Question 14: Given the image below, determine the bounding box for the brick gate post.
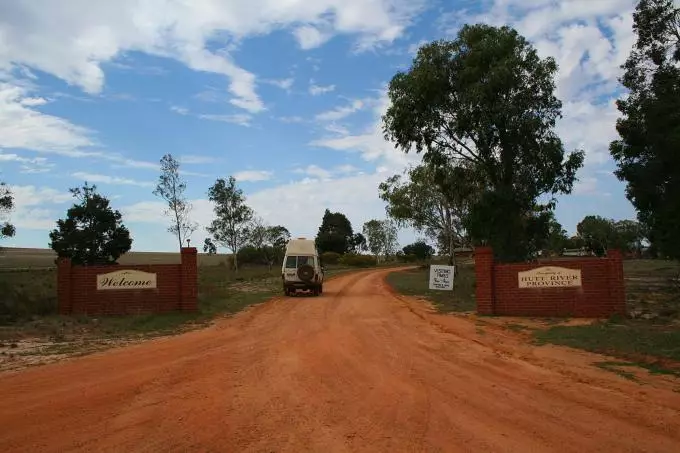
[57,257,72,315]
[180,247,198,311]
[474,247,495,315]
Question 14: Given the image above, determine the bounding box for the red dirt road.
[1,269,680,452]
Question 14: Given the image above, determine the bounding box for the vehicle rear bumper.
[284,281,321,291]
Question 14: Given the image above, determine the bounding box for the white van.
[281,238,324,296]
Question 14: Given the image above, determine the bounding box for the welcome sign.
[96,270,157,290]
[518,266,582,289]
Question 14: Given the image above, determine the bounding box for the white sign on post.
[428,265,455,291]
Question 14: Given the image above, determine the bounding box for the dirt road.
[1,269,679,452]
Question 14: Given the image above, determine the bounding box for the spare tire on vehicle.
[297,264,315,282]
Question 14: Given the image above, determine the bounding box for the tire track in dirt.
[1,268,679,452]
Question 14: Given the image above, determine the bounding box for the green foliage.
[544,214,569,255]
[207,176,254,272]
[0,182,16,241]
[203,237,217,254]
[338,253,377,267]
[153,153,198,249]
[0,270,57,323]
[576,215,647,256]
[315,209,355,254]
[610,0,680,261]
[351,233,368,253]
[49,183,133,265]
[320,251,341,265]
[362,219,399,261]
[564,235,586,250]
[379,162,475,265]
[382,26,584,262]
[245,217,290,269]
[402,241,435,261]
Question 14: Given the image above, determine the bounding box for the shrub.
[321,251,341,265]
[339,254,377,267]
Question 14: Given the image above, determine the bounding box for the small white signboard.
[429,265,455,291]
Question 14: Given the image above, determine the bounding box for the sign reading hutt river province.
[518,266,582,289]
[97,270,157,290]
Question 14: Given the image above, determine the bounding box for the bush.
[339,254,377,267]
[237,246,265,266]
[0,278,57,323]
[321,251,341,265]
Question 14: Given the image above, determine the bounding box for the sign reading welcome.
[429,265,455,291]
[518,266,582,289]
[97,269,157,290]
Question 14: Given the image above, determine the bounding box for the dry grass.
[0,247,231,269]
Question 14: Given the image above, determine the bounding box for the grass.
[0,247,232,269]
[534,319,680,377]
[385,260,476,313]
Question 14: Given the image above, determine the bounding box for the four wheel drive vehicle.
[282,238,325,296]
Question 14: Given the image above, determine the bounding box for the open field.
[0,247,231,269]
[387,258,680,377]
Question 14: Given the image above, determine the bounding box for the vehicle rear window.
[285,256,314,268]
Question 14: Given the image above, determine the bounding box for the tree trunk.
[448,233,457,275]
[233,249,239,274]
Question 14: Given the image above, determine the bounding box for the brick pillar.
[57,257,72,315]
[180,247,198,312]
[607,249,627,316]
[474,247,495,315]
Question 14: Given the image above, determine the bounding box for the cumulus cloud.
[439,0,638,200]
[5,185,72,230]
[315,99,367,121]
[0,0,425,113]
[309,82,336,96]
[233,170,274,182]
[71,172,154,188]
[0,82,95,157]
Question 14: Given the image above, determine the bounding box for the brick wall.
[474,247,626,318]
[57,247,198,316]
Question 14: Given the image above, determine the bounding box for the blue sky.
[0,0,639,252]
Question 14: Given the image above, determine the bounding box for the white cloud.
[309,81,336,96]
[0,0,424,113]
[170,106,189,115]
[442,0,638,168]
[0,151,54,173]
[170,105,252,126]
[198,113,252,126]
[179,154,216,164]
[278,115,305,123]
[294,25,330,49]
[71,172,154,188]
[315,98,366,121]
[311,90,419,170]
[294,165,333,180]
[233,170,273,182]
[6,185,72,230]
[0,82,95,157]
[264,78,294,91]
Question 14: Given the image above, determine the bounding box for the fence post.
[180,247,198,311]
[57,257,72,315]
[474,247,495,315]
[607,249,626,316]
